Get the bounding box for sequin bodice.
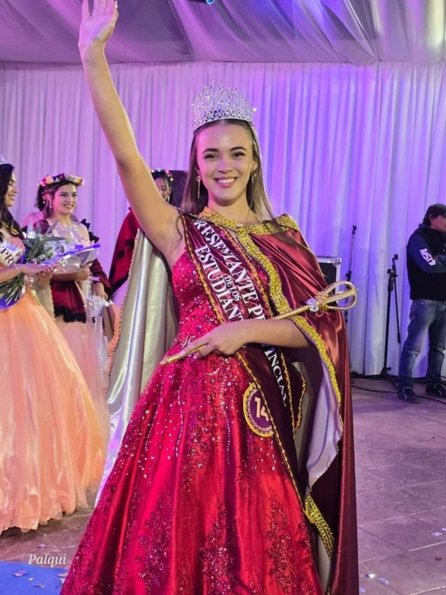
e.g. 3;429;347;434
169;250;220;349
169;246;270;351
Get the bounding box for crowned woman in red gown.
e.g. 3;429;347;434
62;2;359;593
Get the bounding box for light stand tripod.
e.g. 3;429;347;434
380;253;401;377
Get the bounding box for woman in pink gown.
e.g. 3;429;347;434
62;2;358;593
0;161;105;534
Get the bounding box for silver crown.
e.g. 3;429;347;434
191;83;256;131
0;154;8;165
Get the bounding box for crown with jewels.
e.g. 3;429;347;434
191;83;256;131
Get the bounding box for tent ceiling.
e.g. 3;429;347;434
1;0;446;65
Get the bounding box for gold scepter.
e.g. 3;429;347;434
161;280;357;364
274;280;357;318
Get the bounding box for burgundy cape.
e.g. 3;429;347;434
109;209;139;297
192;210;358;594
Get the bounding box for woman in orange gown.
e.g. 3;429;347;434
0;161;105;534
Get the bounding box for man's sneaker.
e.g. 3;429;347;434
397;387;421;404
426;383;446;398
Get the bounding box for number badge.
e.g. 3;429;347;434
243;383;273;438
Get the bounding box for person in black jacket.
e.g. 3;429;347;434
398;204;446;403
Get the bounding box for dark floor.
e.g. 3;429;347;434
0;378;445;594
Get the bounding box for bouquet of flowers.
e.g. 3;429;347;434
0;230;100;309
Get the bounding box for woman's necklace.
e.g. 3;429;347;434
202;206;263;229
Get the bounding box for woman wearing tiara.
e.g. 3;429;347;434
62;1;358;593
0;160;105;534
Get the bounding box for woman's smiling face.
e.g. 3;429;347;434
4;172;18;208
195;121;257;209
49;183;79;216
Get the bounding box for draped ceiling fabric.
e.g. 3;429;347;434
1;0;446;64
1;0;446;375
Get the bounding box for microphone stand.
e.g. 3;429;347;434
344;225;357;325
380;253;401;377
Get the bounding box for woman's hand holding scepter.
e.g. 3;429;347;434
162;281;357;364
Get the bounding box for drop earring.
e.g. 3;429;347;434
196;175;201;201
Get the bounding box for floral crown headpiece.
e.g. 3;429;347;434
38;173;84;190
191;83;256;131
151;169;174;185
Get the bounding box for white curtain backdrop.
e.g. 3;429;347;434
1;61;446;376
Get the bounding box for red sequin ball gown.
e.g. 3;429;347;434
62;250;322;594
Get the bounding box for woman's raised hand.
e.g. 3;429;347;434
77;0;180;260
79;0;118;55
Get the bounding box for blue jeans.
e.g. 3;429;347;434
398;299;446;389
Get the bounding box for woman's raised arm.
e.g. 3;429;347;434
79;0;181;263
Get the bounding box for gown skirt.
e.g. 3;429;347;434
62;251;322;594
0;291;105;533
55;317;110;444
